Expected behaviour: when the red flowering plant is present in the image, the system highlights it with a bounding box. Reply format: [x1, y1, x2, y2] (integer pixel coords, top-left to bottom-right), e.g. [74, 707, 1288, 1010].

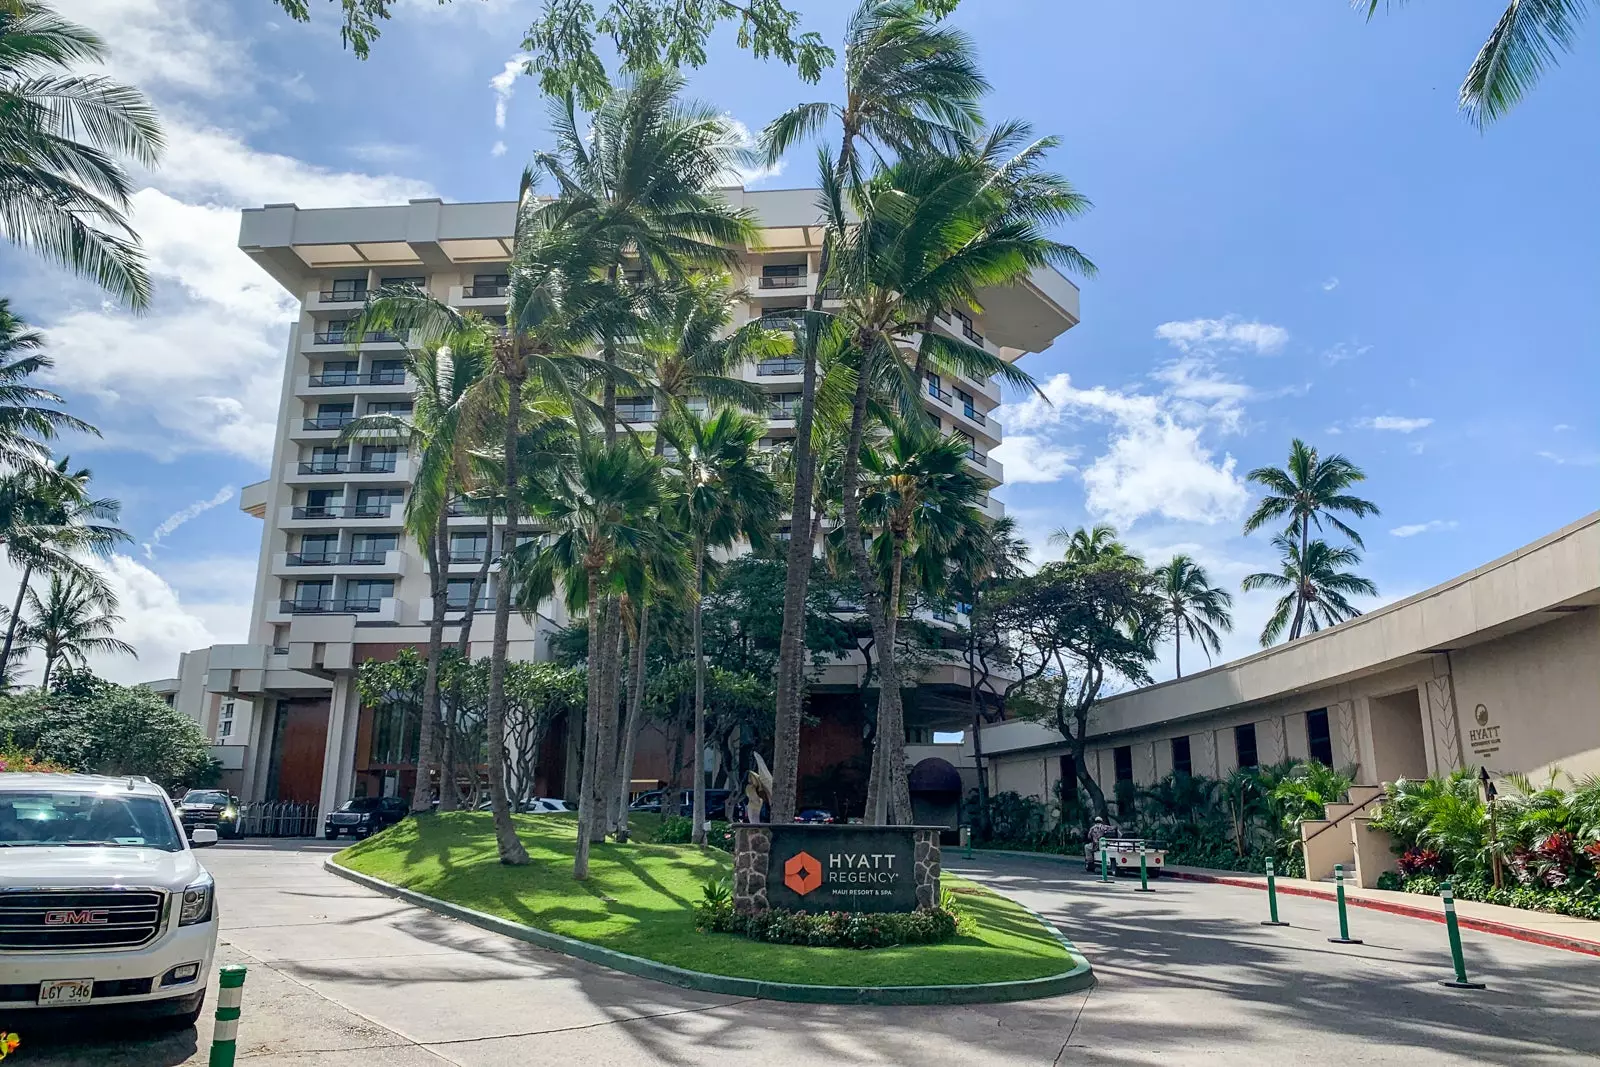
[1397, 847, 1445, 878]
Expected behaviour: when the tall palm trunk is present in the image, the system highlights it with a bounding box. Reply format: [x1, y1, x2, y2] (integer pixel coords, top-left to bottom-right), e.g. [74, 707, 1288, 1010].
[691, 536, 708, 845]
[1289, 520, 1310, 640]
[439, 539, 495, 812]
[590, 594, 623, 845]
[486, 362, 530, 865]
[412, 514, 451, 813]
[1174, 611, 1183, 679]
[612, 600, 649, 836]
[837, 353, 909, 826]
[867, 534, 912, 823]
[0, 562, 32, 680]
[575, 567, 604, 879]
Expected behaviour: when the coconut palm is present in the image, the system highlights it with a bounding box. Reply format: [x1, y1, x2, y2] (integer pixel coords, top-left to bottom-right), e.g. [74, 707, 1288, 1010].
[0, 300, 98, 469]
[353, 196, 609, 867]
[661, 408, 781, 842]
[1048, 523, 1142, 567]
[761, 0, 994, 821]
[20, 570, 133, 687]
[0, 457, 126, 679]
[1244, 439, 1380, 640]
[1153, 554, 1233, 678]
[0, 1, 164, 307]
[1362, 1, 1589, 128]
[513, 441, 681, 876]
[1243, 535, 1379, 647]
[849, 420, 985, 821]
[341, 333, 491, 814]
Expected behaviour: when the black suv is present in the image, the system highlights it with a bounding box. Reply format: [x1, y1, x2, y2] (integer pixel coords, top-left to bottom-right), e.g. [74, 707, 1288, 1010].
[629, 788, 733, 818]
[324, 796, 407, 839]
[178, 788, 242, 839]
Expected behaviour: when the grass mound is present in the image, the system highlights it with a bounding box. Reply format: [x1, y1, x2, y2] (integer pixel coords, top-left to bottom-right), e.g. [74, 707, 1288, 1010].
[335, 811, 1077, 987]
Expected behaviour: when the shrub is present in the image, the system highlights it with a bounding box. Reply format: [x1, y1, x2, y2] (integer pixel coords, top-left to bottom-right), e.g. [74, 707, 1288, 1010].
[0, 740, 69, 774]
[652, 816, 735, 853]
[1397, 847, 1445, 877]
[1375, 871, 1404, 891]
[700, 902, 960, 949]
[1398, 873, 1600, 922]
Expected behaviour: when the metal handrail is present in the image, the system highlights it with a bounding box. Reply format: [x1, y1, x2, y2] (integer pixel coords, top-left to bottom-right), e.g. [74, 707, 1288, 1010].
[757, 359, 803, 375]
[307, 372, 406, 387]
[290, 503, 396, 519]
[302, 415, 355, 431]
[1300, 790, 1385, 845]
[927, 383, 953, 405]
[963, 324, 985, 346]
[296, 460, 400, 475]
[318, 289, 367, 302]
[311, 330, 401, 344]
[278, 598, 385, 614]
[963, 406, 987, 426]
[462, 285, 508, 298]
[758, 274, 805, 288]
[284, 552, 391, 566]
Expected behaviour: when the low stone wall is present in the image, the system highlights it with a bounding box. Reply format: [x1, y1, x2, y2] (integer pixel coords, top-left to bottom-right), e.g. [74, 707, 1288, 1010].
[733, 824, 941, 915]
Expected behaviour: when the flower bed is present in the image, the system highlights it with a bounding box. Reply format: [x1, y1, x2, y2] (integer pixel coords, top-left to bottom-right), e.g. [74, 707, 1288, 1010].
[1379, 872, 1600, 921]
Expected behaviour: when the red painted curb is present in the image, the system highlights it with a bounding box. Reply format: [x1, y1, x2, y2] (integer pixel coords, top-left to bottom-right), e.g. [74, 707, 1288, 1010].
[1171, 871, 1600, 959]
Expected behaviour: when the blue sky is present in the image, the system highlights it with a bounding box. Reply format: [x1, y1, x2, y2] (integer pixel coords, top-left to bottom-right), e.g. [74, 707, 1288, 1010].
[4, 0, 1597, 681]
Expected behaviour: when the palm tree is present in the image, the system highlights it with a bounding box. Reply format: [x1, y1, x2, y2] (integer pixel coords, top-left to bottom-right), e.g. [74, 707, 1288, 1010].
[761, 0, 994, 822]
[662, 408, 780, 842]
[0, 458, 126, 679]
[820, 135, 1091, 824]
[1243, 535, 1379, 646]
[514, 441, 681, 877]
[354, 195, 606, 867]
[0, 300, 98, 469]
[1048, 523, 1142, 567]
[342, 333, 491, 815]
[850, 420, 985, 820]
[1153, 554, 1233, 678]
[20, 571, 134, 687]
[0, 2, 164, 307]
[1362, 1, 1588, 128]
[1243, 439, 1380, 640]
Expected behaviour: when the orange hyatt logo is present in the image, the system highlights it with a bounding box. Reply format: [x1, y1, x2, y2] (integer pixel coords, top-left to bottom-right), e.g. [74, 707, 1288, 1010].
[784, 851, 822, 896]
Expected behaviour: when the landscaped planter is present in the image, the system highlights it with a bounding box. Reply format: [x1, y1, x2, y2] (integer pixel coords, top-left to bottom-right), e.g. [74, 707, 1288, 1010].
[734, 823, 943, 914]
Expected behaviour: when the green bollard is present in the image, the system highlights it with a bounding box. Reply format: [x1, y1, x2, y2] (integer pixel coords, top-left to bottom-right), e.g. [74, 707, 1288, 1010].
[208, 965, 247, 1067]
[1099, 846, 1113, 882]
[1327, 863, 1363, 944]
[961, 824, 972, 860]
[1261, 857, 1290, 926]
[1135, 847, 1154, 892]
[1438, 881, 1487, 989]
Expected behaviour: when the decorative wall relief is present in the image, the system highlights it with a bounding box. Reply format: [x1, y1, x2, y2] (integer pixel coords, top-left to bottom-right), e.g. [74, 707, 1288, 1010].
[1425, 677, 1464, 771]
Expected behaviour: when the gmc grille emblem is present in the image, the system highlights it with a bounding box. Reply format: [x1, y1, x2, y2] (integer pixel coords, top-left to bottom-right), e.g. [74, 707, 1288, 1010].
[44, 909, 110, 926]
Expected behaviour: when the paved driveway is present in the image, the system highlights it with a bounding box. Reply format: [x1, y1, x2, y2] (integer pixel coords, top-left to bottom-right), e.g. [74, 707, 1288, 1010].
[12, 841, 1600, 1065]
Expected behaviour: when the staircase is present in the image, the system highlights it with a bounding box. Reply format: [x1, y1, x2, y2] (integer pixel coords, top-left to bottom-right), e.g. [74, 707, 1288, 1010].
[1300, 784, 1385, 883]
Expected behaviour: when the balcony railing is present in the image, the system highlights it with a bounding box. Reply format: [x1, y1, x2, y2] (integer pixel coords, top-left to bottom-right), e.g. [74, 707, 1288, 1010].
[311, 330, 401, 345]
[302, 415, 355, 431]
[296, 460, 400, 475]
[963, 405, 987, 426]
[926, 383, 953, 406]
[319, 289, 367, 303]
[758, 273, 806, 289]
[962, 324, 985, 346]
[756, 358, 803, 376]
[461, 285, 508, 298]
[617, 408, 657, 423]
[442, 596, 495, 612]
[447, 551, 487, 564]
[758, 314, 801, 331]
[307, 371, 406, 388]
[821, 286, 843, 300]
[285, 552, 391, 567]
[290, 503, 396, 519]
[279, 597, 386, 615]
[966, 449, 987, 466]
[769, 404, 799, 420]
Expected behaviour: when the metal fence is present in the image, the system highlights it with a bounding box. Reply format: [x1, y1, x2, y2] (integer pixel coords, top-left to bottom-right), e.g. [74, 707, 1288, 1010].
[235, 801, 320, 838]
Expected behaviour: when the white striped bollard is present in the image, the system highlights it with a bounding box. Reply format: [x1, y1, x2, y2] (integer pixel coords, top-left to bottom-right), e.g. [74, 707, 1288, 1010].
[208, 965, 247, 1067]
[1438, 881, 1486, 989]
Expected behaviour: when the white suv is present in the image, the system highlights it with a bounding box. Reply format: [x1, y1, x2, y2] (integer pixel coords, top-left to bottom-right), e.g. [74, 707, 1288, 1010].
[0, 772, 220, 1025]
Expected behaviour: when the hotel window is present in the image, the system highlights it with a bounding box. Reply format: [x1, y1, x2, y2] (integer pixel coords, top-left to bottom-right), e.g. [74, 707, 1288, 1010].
[217, 700, 235, 739]
[449, 531, 488, 562]
[1306, 708, 1333, 766]
[329, 278, 367, 300]
[351, 533, 396, 562]
[345, 579, 394, 608]
[1058, 754, 1077, 797]
[1171, 735, 1192, 777]
[1113, 746, 1134, 783]
[1235, 723, 1259, 769]
[366, 400, 412, 416]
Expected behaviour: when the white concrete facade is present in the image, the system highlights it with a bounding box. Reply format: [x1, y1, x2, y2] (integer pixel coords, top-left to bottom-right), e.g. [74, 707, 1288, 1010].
[149, 190, 1081, 813]
[971, 511, 1600, 804]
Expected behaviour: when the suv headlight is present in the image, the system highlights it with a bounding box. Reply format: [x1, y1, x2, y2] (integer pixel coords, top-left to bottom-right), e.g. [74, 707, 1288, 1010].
[179, 875, 214, 926]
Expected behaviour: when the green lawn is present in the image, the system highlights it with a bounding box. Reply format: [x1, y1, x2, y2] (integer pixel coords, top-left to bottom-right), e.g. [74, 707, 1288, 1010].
[335, 811, 1077, 987]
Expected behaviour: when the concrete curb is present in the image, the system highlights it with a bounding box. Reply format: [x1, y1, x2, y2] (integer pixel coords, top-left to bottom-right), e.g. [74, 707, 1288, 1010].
[962, 848, 1600, 959]
[323, 858, 1096, 1005]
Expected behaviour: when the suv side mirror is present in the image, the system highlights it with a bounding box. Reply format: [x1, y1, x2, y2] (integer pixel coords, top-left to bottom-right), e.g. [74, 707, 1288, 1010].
[191, 828, 219, 847]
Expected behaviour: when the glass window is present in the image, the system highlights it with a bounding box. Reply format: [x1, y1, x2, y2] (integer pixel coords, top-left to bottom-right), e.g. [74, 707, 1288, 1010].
[365, 401, 412, 415]
[1306, 709, 1333, 766]
[360, 445, 399, 472]
[217, 700, 235, 739]
[294, 579, 333, 604]
[1058, 755, 1077, 793]
[0, 791, 183, 851]
[1171, 736, 1192, 777]
[1235, 723, 1259, 769]
[297, 534, 338, 563]
[445, 579, 480, 608]
[1113, 746, 1134, 782]
[762, 263, 804, 277]
[346, 579, 394, 606]
[316, 402, 353, 417]
[370, 359, 405, 384]
[379, 276, 425, 289]
[329, 278, 367, 299]
[472, 273, 510, 288]
[352, 533, 397, 561]
[449, 532, 488, 561]
[615, 397, 655, 422]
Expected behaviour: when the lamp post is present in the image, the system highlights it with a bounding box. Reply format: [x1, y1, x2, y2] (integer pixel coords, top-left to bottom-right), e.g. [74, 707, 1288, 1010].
[1479, 765, 1501, 890]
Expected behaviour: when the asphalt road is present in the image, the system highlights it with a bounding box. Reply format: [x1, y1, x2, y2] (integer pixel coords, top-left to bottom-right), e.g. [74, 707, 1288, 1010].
[10, 841, 1600, 1065]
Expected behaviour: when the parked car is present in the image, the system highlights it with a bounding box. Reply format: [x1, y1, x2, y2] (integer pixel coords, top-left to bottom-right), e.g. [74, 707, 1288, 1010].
[629, 789, 732, 817]
[177, 789, 241, 840]
[794, 808, 836, 824]
[518, 797, 573, 814]
[323, 796, 407, 840]
[0, 772, 219, 1026]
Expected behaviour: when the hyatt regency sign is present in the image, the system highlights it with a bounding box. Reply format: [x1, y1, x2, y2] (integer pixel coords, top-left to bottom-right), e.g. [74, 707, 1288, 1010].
[765, 826, 922, 913]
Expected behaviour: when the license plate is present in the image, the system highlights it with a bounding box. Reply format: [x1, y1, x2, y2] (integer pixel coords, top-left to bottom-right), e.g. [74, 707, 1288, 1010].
[38, 979, 94, 1006]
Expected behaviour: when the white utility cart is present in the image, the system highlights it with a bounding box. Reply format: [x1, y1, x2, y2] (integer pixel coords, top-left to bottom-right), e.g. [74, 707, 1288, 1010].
[1084, 836, 1167, 877]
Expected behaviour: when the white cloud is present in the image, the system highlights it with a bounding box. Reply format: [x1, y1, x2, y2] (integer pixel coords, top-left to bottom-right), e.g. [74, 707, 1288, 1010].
[989, 435, 1076, 484]
[997, 372, 1248, 528]
[1154, 316, 1289, 356]
[1537, 449, 1600, 467]
[144, 485, 235, 557]
[1553, 423, 1572, 433]
[491, 140, 508, 157]
[1323, 342, 1370, 364]
[1321, 277, 1340, 291]
[491, 53, 532, 130]
[1362, 415, 1434, 433]
[724, 117, 785, 187]
[1390, 520, 1457, 538]
[65, 0, 243, 96]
